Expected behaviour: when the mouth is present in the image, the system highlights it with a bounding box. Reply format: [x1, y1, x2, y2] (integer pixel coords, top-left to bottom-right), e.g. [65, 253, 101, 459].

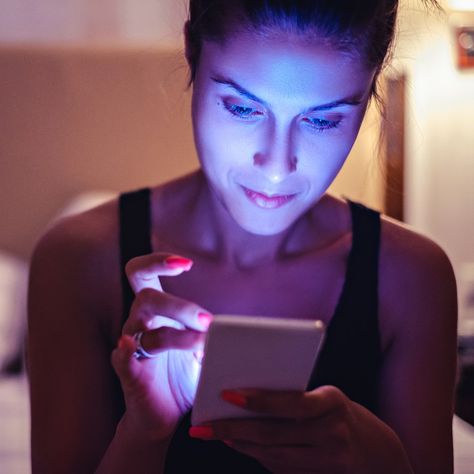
[241, 186, 298, 209]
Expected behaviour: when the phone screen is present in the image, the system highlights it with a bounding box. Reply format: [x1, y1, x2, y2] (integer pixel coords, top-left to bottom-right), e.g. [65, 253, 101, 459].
[191, 315, 325, 425]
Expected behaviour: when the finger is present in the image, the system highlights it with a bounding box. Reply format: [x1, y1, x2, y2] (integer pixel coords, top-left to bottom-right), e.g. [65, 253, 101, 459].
[189, 421, 338, 472]
[220, 385, 347, 419]
[206, 414, 341, 447]
[111, 335, 143, 389]
[123, 287, 212, 334]
[125, 253, 194, 293]
[139, 326, 207, 355]
[190, 418, 347, 472]
[213, 418, 309, 446]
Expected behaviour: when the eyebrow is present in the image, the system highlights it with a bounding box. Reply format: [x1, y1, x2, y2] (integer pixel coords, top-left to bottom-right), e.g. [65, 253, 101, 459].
[211, 75, 364, 113]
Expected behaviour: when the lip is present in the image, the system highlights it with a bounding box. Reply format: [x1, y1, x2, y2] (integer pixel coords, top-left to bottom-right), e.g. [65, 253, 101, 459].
[241, 186, 297, 209]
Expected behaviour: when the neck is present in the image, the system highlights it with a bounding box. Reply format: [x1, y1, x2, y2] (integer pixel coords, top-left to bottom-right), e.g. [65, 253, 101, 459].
[190, 171, 300, 269]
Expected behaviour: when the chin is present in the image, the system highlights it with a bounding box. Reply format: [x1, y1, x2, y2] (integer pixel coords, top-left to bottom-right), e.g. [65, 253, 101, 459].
[233, 213, 295, 236]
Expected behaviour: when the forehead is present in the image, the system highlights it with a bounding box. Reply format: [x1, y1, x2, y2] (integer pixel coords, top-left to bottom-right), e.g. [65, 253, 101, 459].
[198, 30, 375, 103]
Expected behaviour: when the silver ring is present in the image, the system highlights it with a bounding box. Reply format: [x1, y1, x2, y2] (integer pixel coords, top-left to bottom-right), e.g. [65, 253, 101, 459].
[133, 331, 157, 359]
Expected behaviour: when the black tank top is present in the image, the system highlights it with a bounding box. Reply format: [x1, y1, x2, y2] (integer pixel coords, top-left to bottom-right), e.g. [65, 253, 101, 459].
[119, 188, 382, 473]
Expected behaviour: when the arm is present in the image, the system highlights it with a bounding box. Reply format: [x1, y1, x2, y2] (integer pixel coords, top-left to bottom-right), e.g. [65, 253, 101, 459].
[95, 414, 171, 474]
[28, 209, 210, 473]
[189, 222, 457, 474]
[28, 213, 133, 472]
[376, 221, 458, 473]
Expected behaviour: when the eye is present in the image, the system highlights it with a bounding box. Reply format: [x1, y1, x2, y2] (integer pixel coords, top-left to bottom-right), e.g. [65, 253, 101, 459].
[303, 117, 341, 132]
[223, 101, 263, 120]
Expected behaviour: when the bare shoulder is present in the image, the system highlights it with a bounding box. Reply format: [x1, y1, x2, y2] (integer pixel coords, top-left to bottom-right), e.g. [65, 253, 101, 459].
[28, 198, 128, 471]
[34, 197, 119, 255]
[30, 197, 122, 326]
[375, 217, 457, 473]
[378, 215, 457, 348]
[380, 215, 455, 280]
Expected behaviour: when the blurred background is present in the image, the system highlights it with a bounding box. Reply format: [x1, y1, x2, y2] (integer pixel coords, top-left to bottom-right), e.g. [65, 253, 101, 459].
[0, 0, 473, 473]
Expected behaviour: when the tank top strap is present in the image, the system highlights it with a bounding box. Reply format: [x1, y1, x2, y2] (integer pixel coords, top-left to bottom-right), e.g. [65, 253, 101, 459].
[119, 188, 152, 324]
[345, 200, 381, 311]
[308, 200, 381, 411]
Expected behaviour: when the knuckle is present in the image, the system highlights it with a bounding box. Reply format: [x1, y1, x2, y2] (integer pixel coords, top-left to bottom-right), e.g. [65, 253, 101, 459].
[325, 385, 343, 399]
[171, 302, 202, 326]
[125, 255, 143, 278]
[325, 385, 348, 410]
[110, 349, 126, 376]
[182, 301, 201, 317]
[136, 287, 160, 305]
[124, 258, 136, 278]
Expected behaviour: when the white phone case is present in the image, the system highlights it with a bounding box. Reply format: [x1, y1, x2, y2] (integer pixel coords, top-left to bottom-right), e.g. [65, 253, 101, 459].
[191, 315, 325, 426]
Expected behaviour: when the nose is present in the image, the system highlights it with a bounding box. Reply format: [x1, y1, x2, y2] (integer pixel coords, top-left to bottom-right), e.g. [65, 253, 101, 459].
[253, 123, 297, 183]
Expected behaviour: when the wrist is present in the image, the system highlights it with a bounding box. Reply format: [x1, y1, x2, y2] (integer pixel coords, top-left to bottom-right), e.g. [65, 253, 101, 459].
[117, 411, 177, 445]
[95, 413, 174, 474]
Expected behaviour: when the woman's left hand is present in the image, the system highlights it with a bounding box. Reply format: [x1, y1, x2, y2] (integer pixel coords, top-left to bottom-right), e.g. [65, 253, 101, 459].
[189, 385, 412, 474]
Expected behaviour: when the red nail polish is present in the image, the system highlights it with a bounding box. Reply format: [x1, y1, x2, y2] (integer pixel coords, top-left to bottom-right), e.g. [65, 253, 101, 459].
[221, 390, 247, 408]
[165, 256, 193, 270]
[198, 312, 213, 329]
[189, 425, 214, 439]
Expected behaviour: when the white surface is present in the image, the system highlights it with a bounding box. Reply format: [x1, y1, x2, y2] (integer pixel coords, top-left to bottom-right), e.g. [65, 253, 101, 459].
[0, 252, 28, 370]
[402, 11, 474, 332]
[0, 375, 30, 474]
[0, 0, 186, 45]
[453, 415, 474, 474]
[192, 316, 325, 425]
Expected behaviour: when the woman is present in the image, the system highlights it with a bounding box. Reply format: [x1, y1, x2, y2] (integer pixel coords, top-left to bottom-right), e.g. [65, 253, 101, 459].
[28, 1, 457, 473]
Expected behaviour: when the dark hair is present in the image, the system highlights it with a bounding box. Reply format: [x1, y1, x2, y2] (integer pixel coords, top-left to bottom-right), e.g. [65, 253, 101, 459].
[185, 0, 440, 98]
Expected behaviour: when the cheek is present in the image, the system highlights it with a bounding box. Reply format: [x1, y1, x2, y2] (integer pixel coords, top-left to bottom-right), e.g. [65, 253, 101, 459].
[197, 125, 256, 173]
[299, 133, 354, 169]
[195, 103, 232, 150]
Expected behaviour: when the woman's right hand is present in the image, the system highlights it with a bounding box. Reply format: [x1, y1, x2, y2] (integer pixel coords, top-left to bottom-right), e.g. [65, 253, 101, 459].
[111, 253, 212, 442]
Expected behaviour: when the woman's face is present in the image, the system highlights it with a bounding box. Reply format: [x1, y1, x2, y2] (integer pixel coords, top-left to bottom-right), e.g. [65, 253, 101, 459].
[191, 30, 375, 235]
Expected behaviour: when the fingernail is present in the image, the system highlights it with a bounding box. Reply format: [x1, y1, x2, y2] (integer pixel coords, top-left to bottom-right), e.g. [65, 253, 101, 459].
[164, 255, 193, 271]
[198, 312, 213, 329]
[221, 390, 247, 408]
[189, 425, 214, 439]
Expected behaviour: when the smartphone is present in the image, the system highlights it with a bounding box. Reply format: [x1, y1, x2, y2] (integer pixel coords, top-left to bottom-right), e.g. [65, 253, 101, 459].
[191, 314, 325, 426]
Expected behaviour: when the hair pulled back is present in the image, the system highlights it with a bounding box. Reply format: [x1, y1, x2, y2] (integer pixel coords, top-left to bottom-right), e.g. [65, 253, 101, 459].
[186, 0, 439, 96]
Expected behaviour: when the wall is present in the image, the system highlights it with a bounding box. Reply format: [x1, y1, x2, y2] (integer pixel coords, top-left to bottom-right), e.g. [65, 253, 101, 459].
[0, 0, 186, 45]
[0, 44, 383, 261]
[0, 45, 197, 259]
[397, 6, 474, 332]
[0, 1, 384, 261]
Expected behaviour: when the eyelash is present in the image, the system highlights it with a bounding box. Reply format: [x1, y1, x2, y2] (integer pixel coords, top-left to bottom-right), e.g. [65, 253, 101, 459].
[222, 102, 341, 132]
[302, 117, 341, 132]
[224, 103, 261, 120]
